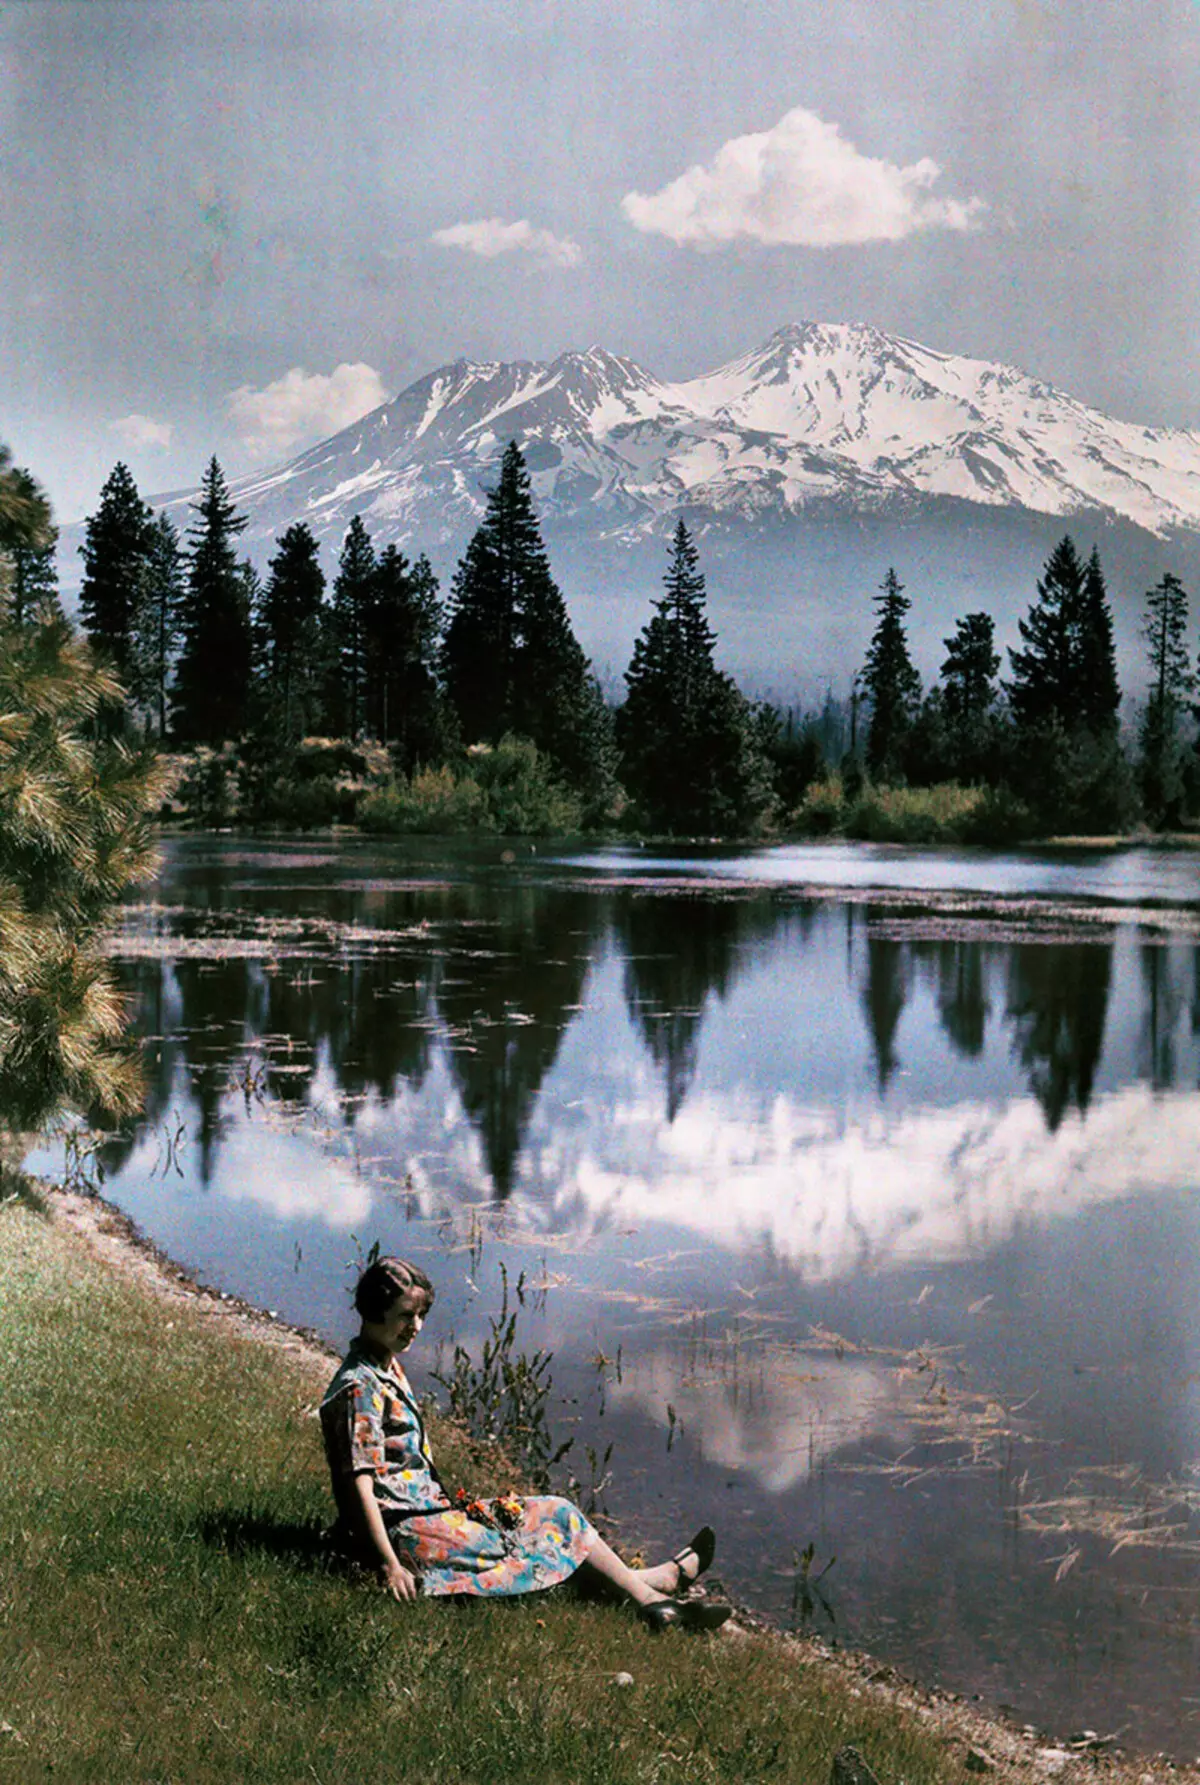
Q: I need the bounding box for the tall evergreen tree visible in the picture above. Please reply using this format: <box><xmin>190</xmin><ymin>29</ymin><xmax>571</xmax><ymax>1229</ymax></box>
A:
<box><xmin>129</xmin><ymin>512</ymin><xmax>182</xmax><ymax>739</ymax></box>
<box><xmin>1007</xmin><ymin>537</ymin><xmax>1129</xmax><ymax>830</ymax></box>
<box><xmin>173</xmin><ymin>458</ymin><xmax>254</xmax><ymax>744</ymax></box>
<box><xmin>258</xmin><ymin>522</ymin><xmax>326</xmax><ymax>742</ymax></box>
<box><xmin>78</xmin><ymin>462</ymin><xmax>152</xmax><ymax>684</ymax></box>
<box><xmin>1006</xmin><ymin>536</ymin><xmax>1088</xmax><ymax>732</ymax></box>
<box><xmin>1078</xmin><ymin>547</ymin><xmax>1121</xmax><ymax>738</ymax></box>
<box><xmin>442</xmin><ymin>442</ymin><xmax>614</xmax><ymax>804</ymax></box>
<box><xmin>618</xmin><ymin>521</ymin><xmax>771</xmax><ymax>835</ymax></box>
<box><xmin>861</xmin><ymin>568</ymin><xmax>921</xmax><ymax>781</ymax></box>
<box><xmin>939</xmin><ymin>610</ymin><xmax>1000</xmax><ymax>779</ymax></box>
<box><xmin>1138</xmin><ymin>572</ymin><xmax>1192</xmax><ymax>825</ymax></box>
<box><xmin>364</xmin><ymin>546</ymin><xmax>450</xmax><ymax>769</ymax></box>
<box><xmin>330</xmin><ymin>516</ymin><xmax>375</xmax><ymax>740</ymax></box>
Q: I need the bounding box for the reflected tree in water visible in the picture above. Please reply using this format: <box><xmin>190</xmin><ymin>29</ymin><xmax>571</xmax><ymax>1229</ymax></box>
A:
<box><xmin>287</xmin><ymin>951</ymin><xmax>434</xmax><ymax>1116</ymax></box>
<box><xmin>438</xmin><ymin>889</ymin><xmax>599</xmax><ymax>1197</ymax></box>
<box><xmin>172</xmin><ymin>958</ymin><xmax>258</xmax><ymax>1181</ymax></box>
<box><xmin>617</xmin><ymin>893</ymin><xmax>758</xmax><ymax>1121</ymax></box>
<box><xmin>1139</xmin><ymin>943</ymin><xmax>1184</xmax><ymax>1091</ymax></box>
<box><xmin>94</xmin><ymin>958</ymin><xmax>187</xmax><ymax>1180</ymax></box>
<box><xmin>1004</xmin><ymin>941</ymin><xmax>1112</xmax><ymax>1130</ymax></box>
<box><xmin>861</xmin><ymin>924</ymin><xmax>908</xmax><ymax>1091</ymax></box>
<box><xmin>921</xmin><ymin>940</ymin><xmax>991</xmax><ymax>1058</ymax></box>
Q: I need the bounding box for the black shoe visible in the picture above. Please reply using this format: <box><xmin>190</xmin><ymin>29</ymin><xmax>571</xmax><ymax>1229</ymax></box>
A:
<box><xmin>670</xmin><ymin>1525</ymin><xmax>716</xmax><ymax>1589</ymax></box>
<box><xmin>637</xmin><ymin>1598</ymin><xmax>731</xmax><ymax>1633</ymax></box>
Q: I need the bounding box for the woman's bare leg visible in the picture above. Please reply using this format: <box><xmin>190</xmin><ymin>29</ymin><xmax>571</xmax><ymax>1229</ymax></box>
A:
<box><xmin>577</xmin><ymin>1532</ymin><xmax>668</xmax><ymax>1607</ymax></box>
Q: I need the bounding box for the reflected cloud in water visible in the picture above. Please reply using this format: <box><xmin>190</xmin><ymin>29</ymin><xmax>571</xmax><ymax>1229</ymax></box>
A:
<box><xmin>513</xmin><ymin>1083</ymin><xmax>1200</xmax><ymax>1278</ymax></box>
<box><xmin>608</xmin><ymin>1349</ymin><xmax>902</xmax><ymax>1493</ymax></box>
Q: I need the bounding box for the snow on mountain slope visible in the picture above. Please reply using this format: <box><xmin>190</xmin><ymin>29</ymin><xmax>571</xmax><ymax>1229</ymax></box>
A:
<box><xmin>157</xmin><ymin>321</ymin><xmax>1200</xmax><ymax>562</ymax></box>
<box><xmin>670</xmin><ymin>323</ymin><xmax>1200</xmax><ymax>534</ymax></box>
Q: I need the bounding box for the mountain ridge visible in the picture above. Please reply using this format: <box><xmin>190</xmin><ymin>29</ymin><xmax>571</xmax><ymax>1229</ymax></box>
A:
<box><xmin>59</xmin><ymin>322</ymin><xmax>1200</xmax><ymax>694</ymax></box>
<box><xmin>200</xmin><ymin>319</ymin><xmax>1200</xmax><ymax>561</ymax></box>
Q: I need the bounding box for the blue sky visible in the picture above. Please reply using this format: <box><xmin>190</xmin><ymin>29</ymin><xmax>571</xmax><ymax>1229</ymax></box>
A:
<box><xmin>2</xmin><ymin>0</ymin><xmax>1198</xmax><ymax>521</ymax></box>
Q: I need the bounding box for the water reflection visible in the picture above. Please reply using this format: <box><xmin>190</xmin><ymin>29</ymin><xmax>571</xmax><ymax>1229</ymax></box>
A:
<box><xmin>862</xmin><ymin>928</ymin><xmax>908</xmax><ymax>1090</ymax></box>
<box><xmin>103</xmin><ymin>901</ymin><xmax>1200</xmax><ymax>1205</ymax></box>
<box><xmin>924</xmin><ymin>940</ymin><xmax>990</xmax><ymax>1058</ymax></box>
<box><xmin>1005</xmin><ymin>942</ymin><xmax>1112</xmax><ymax>1131</ymax></box>
<box><xmin>50</xmin><ymin>839</ymin><xmax>1200</xmax><ymax>1753</ymax></box>
<box><xmin>617</xmin><ymin>893</ymin><xmax>770</xmax><ymax>1120</ymax></box>
<box><xmin>438</xmin><ymin>888</ymin><xmax>600</xmax><ymax>1197</ymax></box>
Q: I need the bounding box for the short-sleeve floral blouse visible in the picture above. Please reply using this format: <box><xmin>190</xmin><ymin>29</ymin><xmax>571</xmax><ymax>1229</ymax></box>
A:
<box><xmin>320</xmin><ymin>1339</ymin><xmax>595</xmax><ymax>1598</ymax></box>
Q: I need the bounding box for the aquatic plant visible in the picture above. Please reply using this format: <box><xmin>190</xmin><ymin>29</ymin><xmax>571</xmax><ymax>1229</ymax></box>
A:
<box><xmin>432</xmin><ymin>1262</ymin><xmax>573</xmax><ymax>1490</ymax></box>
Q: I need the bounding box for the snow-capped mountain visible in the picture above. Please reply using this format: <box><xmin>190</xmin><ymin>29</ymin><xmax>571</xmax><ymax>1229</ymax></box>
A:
<box><xmin>209</xmin><ymin>322</ymin><xmax>1200</xmax><ymax>557</ymax></box>
<box><xmin>64</xmin><ymin>322</ymin><xmax>1197</xmax><ymax>692</ymax></box>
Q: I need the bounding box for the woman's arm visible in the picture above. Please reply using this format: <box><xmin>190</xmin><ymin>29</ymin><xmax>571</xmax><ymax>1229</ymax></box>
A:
<box><xmin>348</xmin><ymin>1472</ymin><xmax>419</xmax><ymax>1602</ymax></box>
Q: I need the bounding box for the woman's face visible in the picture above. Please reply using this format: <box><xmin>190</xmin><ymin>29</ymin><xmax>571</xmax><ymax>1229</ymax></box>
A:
<box><xmin>377</xmin><ymin>1286</ymin><xmax>428</xmax><ymax>1354</ymax></box>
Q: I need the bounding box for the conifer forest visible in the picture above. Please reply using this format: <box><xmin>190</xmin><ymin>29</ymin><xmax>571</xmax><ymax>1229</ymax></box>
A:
<box><xmin>5</xmin><ymin>436</ymin><xmax>1200</xmax><ymax>842</ymax></box>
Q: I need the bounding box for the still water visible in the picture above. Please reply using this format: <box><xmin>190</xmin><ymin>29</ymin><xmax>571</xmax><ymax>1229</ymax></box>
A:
<box><xmin>45</xmin><ymin>836</ymin><xmax>1200</xmax><ymax>1754</ymax></box>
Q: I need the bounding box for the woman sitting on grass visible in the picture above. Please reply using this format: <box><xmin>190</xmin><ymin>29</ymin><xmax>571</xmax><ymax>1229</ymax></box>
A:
<box><xmin>321</xmin><ymin>1255</ymin><xmax>731</xmax><ymax>1633</ymax></box>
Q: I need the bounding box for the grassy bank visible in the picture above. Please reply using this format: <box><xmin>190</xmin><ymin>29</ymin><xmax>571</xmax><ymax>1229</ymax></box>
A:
<box><xmin>0</xmin><ymin>1193</ymin><xmax>1179</xmax><ymax>1784</ymax></box>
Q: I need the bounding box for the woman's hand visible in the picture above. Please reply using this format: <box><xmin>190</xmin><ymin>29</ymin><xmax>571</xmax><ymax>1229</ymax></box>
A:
<box><xmin>380</xmin><ymin>1556</ymin><xmax>419</xmax><ymax>1602</ymax></box>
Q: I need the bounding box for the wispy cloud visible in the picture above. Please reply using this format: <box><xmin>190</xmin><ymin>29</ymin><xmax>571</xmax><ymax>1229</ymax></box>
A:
<box><xmin>110</xmin><ymin>412</ymin><xmax>173</xmax><ymax>450</ymax></box>
<box><xmin>431</xmin><ymin>217</ymin><xmax>582</xmax><ymax>268</ymax></box>
<box><xmin>225</xmin><ymin>363</ymin><xmax>388</xmax><ymax>461</ymax></box>
<box><xmin>622</xmin><ymin>107</ymin><xmax>987</xmax><ymax>250</ymax></box>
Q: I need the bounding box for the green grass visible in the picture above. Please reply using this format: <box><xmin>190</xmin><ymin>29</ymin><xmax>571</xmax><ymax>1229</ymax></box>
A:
<box><xmin>0</xmin><ymin>1198</ymin><xmax>1011</xmax><ymax>1784</ymax></box>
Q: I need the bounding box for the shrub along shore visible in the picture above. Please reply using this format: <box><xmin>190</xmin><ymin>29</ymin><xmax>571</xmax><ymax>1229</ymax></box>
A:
<box><xmin>162</xmin><ymin>735</ymin><xmax>1200</xmax><ymax>848</ymax></box>
<box><xmin>0</xmin><ymin>1185</ymin><xmax>1189</xmax><ymax>1784</ymax></box>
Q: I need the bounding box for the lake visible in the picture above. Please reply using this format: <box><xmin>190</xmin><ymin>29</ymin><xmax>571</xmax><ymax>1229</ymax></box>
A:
<box><xmin>40</xmin><ymin>834</ymin><xmax>1200</xmax><ymax>1756</ymax></box>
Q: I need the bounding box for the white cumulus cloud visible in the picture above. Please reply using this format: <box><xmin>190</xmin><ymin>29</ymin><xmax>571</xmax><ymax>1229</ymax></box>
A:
<box><xmin>430</xmin><ymin>217</ymin><xmax>582</xmax><ymax>268</ymax></box>
<box><xmin>621</xmin><ymin>107</ymin><xmax>987</xmax><ymax>250</ymax></box>
<box><xmin>226</xmin><ymin>362</ymin><xmax>388</xmax><ymax>461</ymax></box>
<box><xmin>110</xmin><ymin>412</ymin><xmax>173</xmax><ymax>450</ymax></box>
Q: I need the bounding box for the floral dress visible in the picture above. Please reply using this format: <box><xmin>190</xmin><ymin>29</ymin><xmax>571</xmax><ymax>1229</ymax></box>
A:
<box><xmin>320</xmin><ymin>1339</ymin><xmax>595</xmax><ymax>1598</ymax></box>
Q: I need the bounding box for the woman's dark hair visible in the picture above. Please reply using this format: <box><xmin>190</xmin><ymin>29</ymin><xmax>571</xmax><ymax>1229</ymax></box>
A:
<box><xmin>354</xmin><ymin>1256</ymin><xmax>435</xmax><ymax>1323</ymax></box>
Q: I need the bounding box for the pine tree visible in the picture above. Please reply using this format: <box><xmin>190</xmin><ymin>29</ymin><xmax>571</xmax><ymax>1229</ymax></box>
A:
<box><xmin>939</xmin><ymin>610</ymin><xmax>999</xmax><ymax>780</ymax></box>
<box><xmin>442</xmin><ymin>442</ymin><xmax>615</xmax><ymax>804</ymax></box>
<box><xmin>862</xmin><ymin>568</ymin><xmax>921</xmax><ymax>781</ymax></box>
<box><xmin>1078</xmin><ymin>547</ymin><xmax>1121</xmax><ymax>738</ymax></box>
<box><xmin>618</xmin><ymin>521</ymin><xmax>771</xmax><ymax>835</ymax></box>
<box><xmin>0</xmin><ymin>449</ymin><xmax>165</xmax><ymax>1135</ymax></box>
<box><xmin>173</xmin><ymin>458</ymin><xmax>254</xmax><ymax>744</ymax></box>
<box><xmin>1007</xmin><ymin>536</ymin><xmax>1087</xmax><ymax>732</ymax></box>
<box><xmin>1</xmin><ymin>459</ymin><xmax>60</xmax><ymax>624</ymax></box>
<box><xmin>129</xmin><ymin>512</ymin><xmax>182</xmax><ymax>739</ymax></box>
<box><xmin>1007</xmin><ymin>538</ymin><xmax>1129</xmax><ymax>831</ymax></box>
<box><xmin>331</xmin><ymin>517</ymin><xmax>375</xmax><ymax>741</ymax></box>
<box><xmin>10</xmin><ymin>532</ymin><xmax>60</xmax><ymax>625</ymax></box>
<box><xmin>78</xmin><ymin>463</ymin><xmax>152</xmax><ymax>685</ymax></box>
<box><xmin>364</xmin><ymin>546</ymin><xmax>450</xmax><ymax>769</ymax></box>
<box><xmin>258</xmin><ymin>522</ymin><xmax>326</xmax><ymax>742</ymax></box>
<box><xmin>1139</xmin><ymin>572</ymin><xmax>1193</xmax><ymax>826</ymax></box>
<box><xmin>0</xmin><ymin>447</ymin><xmax>52</xmax><ymax>591</ymax></box>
